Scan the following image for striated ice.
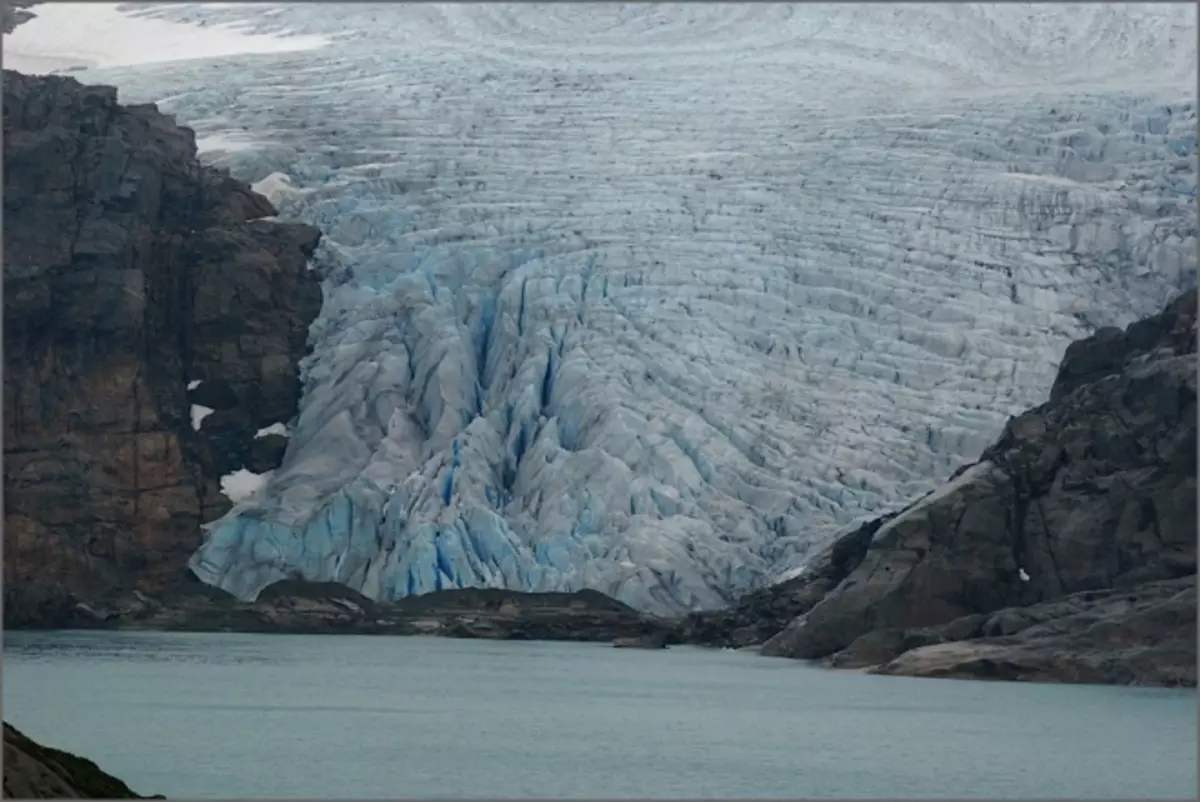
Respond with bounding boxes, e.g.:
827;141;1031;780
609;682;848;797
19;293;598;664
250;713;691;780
61;4;1200;613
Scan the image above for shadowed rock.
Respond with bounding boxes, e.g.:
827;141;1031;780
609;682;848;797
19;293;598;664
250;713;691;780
2;722;161;799
867;576;1196;686
21;574;674;645
2;68;322;621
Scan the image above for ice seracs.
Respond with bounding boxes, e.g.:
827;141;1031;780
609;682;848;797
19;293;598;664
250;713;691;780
64;4;1198;614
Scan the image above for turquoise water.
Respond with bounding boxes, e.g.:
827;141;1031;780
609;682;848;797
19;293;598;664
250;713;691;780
3;631;1195;799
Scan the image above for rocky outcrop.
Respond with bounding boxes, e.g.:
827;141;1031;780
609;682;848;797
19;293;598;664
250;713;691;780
868;576;1196;686
687;290;1196;686
19;577;675;643
3;723;158;799
3;69;323;620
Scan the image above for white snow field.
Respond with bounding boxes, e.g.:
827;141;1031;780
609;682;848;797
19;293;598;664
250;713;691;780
0;2;328;74
37;4;1197;613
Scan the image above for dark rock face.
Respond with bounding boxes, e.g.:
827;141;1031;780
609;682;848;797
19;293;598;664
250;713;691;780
1;581;117;630
3;722;158;799
3;69;322;617
695;290;1196;686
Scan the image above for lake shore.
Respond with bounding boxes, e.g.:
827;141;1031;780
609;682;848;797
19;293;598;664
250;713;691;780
4;576;678;647
7;573;1195;688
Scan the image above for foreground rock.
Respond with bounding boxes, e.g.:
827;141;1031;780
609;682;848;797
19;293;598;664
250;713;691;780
2;723;158;799
2;68;322;620
868;577;1196;686
687;290;1197;686
8;574;674;644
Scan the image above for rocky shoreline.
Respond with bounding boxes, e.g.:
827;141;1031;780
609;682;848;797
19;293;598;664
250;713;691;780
6;574;677;645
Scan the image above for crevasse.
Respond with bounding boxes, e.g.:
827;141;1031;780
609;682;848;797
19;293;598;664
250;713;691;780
82;3;1197;613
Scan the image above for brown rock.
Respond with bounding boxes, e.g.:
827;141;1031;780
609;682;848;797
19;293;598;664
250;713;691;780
3;69;322;619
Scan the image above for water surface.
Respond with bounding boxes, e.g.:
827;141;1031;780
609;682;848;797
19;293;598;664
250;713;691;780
3;631;1195;798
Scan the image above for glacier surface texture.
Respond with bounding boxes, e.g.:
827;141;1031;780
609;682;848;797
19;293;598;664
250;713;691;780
75;3;1197;614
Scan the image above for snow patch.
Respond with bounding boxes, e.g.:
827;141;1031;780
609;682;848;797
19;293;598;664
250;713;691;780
254;423;290;439
220;468;272;503
187;380;203;391
190;405;215;431
1018;567;1031;582
1;2;329;75
250;172;310;208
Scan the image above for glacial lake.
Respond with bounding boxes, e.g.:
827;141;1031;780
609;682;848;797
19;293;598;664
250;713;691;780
3;631;1196;799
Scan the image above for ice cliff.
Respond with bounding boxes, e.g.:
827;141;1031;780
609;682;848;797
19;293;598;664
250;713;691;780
61;3;1198;614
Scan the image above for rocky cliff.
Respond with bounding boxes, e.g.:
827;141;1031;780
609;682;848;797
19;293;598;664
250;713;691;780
3;69;323;624
685;289;1197;686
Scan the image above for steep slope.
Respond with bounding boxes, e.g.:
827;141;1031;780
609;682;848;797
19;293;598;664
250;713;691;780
53;4;1198;614
2;69;322;624
2;723;155;799
745;289;1196;685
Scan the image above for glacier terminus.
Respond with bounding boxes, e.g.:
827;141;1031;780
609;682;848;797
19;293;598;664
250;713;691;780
54;3;1198;614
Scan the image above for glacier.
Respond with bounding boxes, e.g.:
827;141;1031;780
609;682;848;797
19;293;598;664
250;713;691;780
45;3;1199;614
